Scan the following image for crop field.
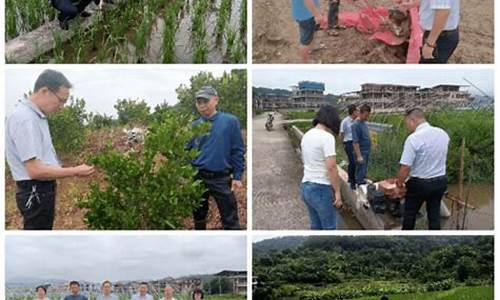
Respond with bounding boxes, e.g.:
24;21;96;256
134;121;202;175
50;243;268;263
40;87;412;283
6;0;247;63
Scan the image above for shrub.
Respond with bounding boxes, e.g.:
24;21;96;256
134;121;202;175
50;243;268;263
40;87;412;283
80;111;210;230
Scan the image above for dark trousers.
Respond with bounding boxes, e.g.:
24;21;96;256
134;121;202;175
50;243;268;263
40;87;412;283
402;176;447;230
420;29;459;64
328;0;340;28
193;172;240;230
51;0;94;22
356;149;370;185
343;141;356;188
15;180;57;230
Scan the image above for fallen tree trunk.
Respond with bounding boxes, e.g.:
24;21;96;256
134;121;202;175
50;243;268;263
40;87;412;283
6;0;127;63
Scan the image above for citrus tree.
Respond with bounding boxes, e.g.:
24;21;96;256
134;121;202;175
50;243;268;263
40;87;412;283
80;110;210;230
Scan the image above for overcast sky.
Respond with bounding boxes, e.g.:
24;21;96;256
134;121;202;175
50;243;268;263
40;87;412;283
253;68;494;96
5;66;238;116
6;235;246;283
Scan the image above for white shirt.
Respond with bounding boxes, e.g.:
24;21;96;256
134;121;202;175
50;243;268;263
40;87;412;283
400;122;450;179
131;294;154;300
420;0;460;31
340;116;355;142
301;128;336;185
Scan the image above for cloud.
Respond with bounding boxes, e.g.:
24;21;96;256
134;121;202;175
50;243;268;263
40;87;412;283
6;235;246;282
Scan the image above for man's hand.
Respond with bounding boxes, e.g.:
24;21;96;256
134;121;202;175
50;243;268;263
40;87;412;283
356;156;364;164
422;43;435;59
334;193;343;209
74;164;95;177
231;180;243;192
314;13;323;24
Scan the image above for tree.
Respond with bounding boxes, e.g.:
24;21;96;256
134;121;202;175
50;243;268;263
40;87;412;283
48;97;87;154
114;99;151;126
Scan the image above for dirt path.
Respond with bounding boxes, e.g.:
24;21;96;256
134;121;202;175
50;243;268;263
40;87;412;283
253;0;494;64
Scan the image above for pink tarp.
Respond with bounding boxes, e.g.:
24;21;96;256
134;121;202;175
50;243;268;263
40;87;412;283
338;5;423;63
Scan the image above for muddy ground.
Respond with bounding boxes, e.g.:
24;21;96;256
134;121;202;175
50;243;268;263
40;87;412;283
253;0;494;63
5;129;248;230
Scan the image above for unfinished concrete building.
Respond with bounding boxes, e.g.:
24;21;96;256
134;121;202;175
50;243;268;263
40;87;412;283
339;83;473;111
291;81;326;109
254;81;327;110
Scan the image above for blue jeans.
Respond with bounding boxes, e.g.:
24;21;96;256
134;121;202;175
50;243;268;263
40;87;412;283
343;141;356;188
51;0;93;22
356;150;370;185
301;182;337;230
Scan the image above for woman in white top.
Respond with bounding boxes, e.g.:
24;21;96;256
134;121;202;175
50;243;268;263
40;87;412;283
34;286;51;300
300;105;343;230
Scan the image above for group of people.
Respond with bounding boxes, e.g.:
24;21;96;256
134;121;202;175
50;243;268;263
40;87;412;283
34;281;205;300
291;0;460;63
300;104;450;230
6;69;245;230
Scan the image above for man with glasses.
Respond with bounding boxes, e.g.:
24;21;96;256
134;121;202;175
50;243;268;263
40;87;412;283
6;69;95;230
187;86;245;230
396;108;450;230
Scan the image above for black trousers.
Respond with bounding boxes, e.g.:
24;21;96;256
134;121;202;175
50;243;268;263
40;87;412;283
193;172;240;230
420;29;459;64
51;0;94;22
402;176;447;230
15;180;57;230
343;141;356;188
328;0;340;28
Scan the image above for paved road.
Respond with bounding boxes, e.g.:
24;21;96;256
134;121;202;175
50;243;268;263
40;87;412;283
252;114;309;230
253;114;354;230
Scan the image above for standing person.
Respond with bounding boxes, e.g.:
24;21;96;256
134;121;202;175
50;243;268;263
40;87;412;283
339;104;359;190
300;105;343;230
396;108;449;230
351;104;372;187
63;281;87;300
188;86;245;230
291;0;326;63
395;0;460;63
159;287;177;300
6;69;95;230
131;282;154;300
34;286;51;300
192;288;204;300
97;281;118;300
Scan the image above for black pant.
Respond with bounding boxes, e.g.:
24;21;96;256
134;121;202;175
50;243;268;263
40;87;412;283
15;180;57;230
343;141;356;188
193;172;240;230
420;29;459;64
328;0;340;28
51;0;94;22
402;176;447;230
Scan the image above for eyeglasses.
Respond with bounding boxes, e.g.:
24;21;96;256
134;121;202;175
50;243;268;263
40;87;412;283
48;88;68;105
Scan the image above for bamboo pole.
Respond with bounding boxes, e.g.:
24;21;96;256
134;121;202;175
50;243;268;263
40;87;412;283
455;137;465;230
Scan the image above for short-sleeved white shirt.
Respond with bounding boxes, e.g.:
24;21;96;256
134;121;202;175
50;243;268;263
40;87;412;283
340;116;355;142
420;0;460;31
400;122;450;179
301;128;336;185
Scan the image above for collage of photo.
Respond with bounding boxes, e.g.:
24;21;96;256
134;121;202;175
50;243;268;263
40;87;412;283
1;0;496;300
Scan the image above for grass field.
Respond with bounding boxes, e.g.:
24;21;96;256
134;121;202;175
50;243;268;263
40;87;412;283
354;286;493;300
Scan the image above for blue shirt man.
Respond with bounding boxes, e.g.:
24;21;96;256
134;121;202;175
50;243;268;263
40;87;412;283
351;104;372;186
291;0;320;21
188;86;245;230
